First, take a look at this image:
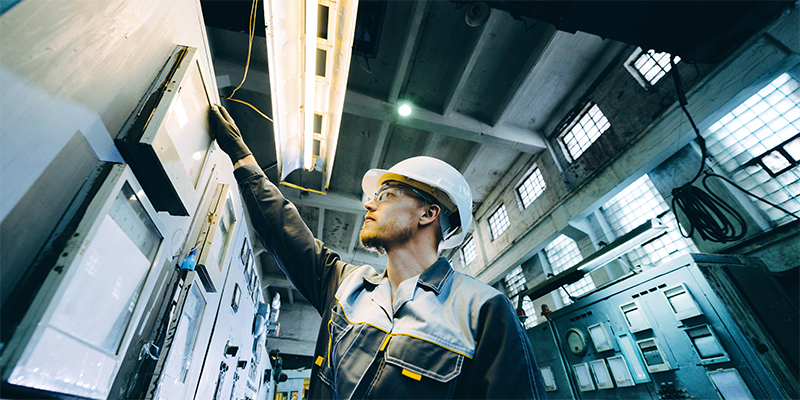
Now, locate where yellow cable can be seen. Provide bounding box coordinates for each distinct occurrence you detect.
[226,0,256,100]
[226,98,273,122]
[280,181,328,195]
[224,0,274,126]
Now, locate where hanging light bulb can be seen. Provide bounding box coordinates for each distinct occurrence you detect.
[398,103,412,117]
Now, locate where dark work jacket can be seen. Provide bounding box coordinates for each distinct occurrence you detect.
[235,164,547,399]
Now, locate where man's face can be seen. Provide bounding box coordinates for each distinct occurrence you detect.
[359,183,427,254]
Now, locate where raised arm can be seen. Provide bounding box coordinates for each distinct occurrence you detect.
[210,105,353,312]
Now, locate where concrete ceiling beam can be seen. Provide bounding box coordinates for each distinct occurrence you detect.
[389,0,430,103]
[441,11,501,117]
[368,121,391,170]
[492,25,559,127]
[344,91,547,153]
[422,132,441,157]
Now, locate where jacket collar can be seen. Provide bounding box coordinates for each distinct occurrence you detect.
[417,257,453,294]
[362,257,454,295]
[363,268,387,287]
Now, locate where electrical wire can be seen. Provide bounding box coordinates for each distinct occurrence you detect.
[668,56,799,243]
[705,173,800,221]
[672,176,748,243]
[222,0,321,194]
[224,0,273,123]
[355,54,373,74]
[227,97,273,122]
[226,0,257,100]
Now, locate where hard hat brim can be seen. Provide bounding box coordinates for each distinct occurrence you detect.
[361,168,390,198]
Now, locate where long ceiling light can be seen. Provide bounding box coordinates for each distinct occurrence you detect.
[264,0,358,191]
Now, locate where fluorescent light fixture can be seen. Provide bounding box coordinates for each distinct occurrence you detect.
[264,0,359,190]
[576,218,667,272]
[304,0,318,171]
[516,218,667,303]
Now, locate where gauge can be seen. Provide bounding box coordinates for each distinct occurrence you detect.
[566,328,588,356]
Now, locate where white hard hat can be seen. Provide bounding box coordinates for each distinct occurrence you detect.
[362,156,473,249]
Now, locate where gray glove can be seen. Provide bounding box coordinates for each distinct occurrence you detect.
[210,104,253,163]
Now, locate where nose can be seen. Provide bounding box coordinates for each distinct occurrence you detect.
[364,196,377,211]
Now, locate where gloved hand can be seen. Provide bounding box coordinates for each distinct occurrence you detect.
[210,104,253,163]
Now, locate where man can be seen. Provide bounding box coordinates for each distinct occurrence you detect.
[212,105,546,399]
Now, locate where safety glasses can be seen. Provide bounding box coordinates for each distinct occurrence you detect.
[373,182,437,205]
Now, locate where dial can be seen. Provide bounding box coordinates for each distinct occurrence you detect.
[566,328,588,356]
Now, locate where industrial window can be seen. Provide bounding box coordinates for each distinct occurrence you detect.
[504,266,526,297]
[600,174,698,268]
[704,72,800,226]
[461,236,477,265]
[544,235,595,304]
[517,165,547,209]
[559,103,611,162]
[488,204,510,240]
[519,296,537,328]
[625,48,679,88]
[503,266,537,328]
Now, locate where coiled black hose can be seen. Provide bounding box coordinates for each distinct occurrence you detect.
[668,56,798,243]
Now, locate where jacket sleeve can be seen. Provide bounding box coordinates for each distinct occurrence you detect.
[461,295,548,399]
[233,164,357,314]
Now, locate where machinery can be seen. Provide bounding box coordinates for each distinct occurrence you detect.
[528,253,798,399]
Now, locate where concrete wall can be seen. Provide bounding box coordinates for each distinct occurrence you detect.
[464,150,570,278]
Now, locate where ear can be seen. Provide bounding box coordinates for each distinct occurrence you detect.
[419,204,441,227]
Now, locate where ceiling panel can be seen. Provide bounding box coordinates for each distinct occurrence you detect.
[380,125,432,170]
[402,1,483,113]
[463,146,523,204]
[346,1,416,101]
[431,135,478,171]
[329,114,386,196]
[455,11,554,124]
[297,204,320,238]
[322,209,357,251]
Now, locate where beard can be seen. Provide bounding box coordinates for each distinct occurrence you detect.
[359,222,415,255]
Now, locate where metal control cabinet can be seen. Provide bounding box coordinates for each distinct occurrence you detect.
[528,253,798,400]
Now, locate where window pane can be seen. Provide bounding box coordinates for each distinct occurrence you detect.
[545,235,595,304]
[704,73,800,226]
[633,49,679,86]
[559,104,610,161]
[504,266,526,298]
[518,167,547,208]
[461,236,478,265]
[489,204,510,240]
[601,175,698,268]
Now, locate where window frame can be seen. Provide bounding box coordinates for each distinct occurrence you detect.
[487,203,511,241]
[624,47,679,89]
[514,164,547,210]
[701,70,800,226]
[460,235,478,265]
[557,102,611,163]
